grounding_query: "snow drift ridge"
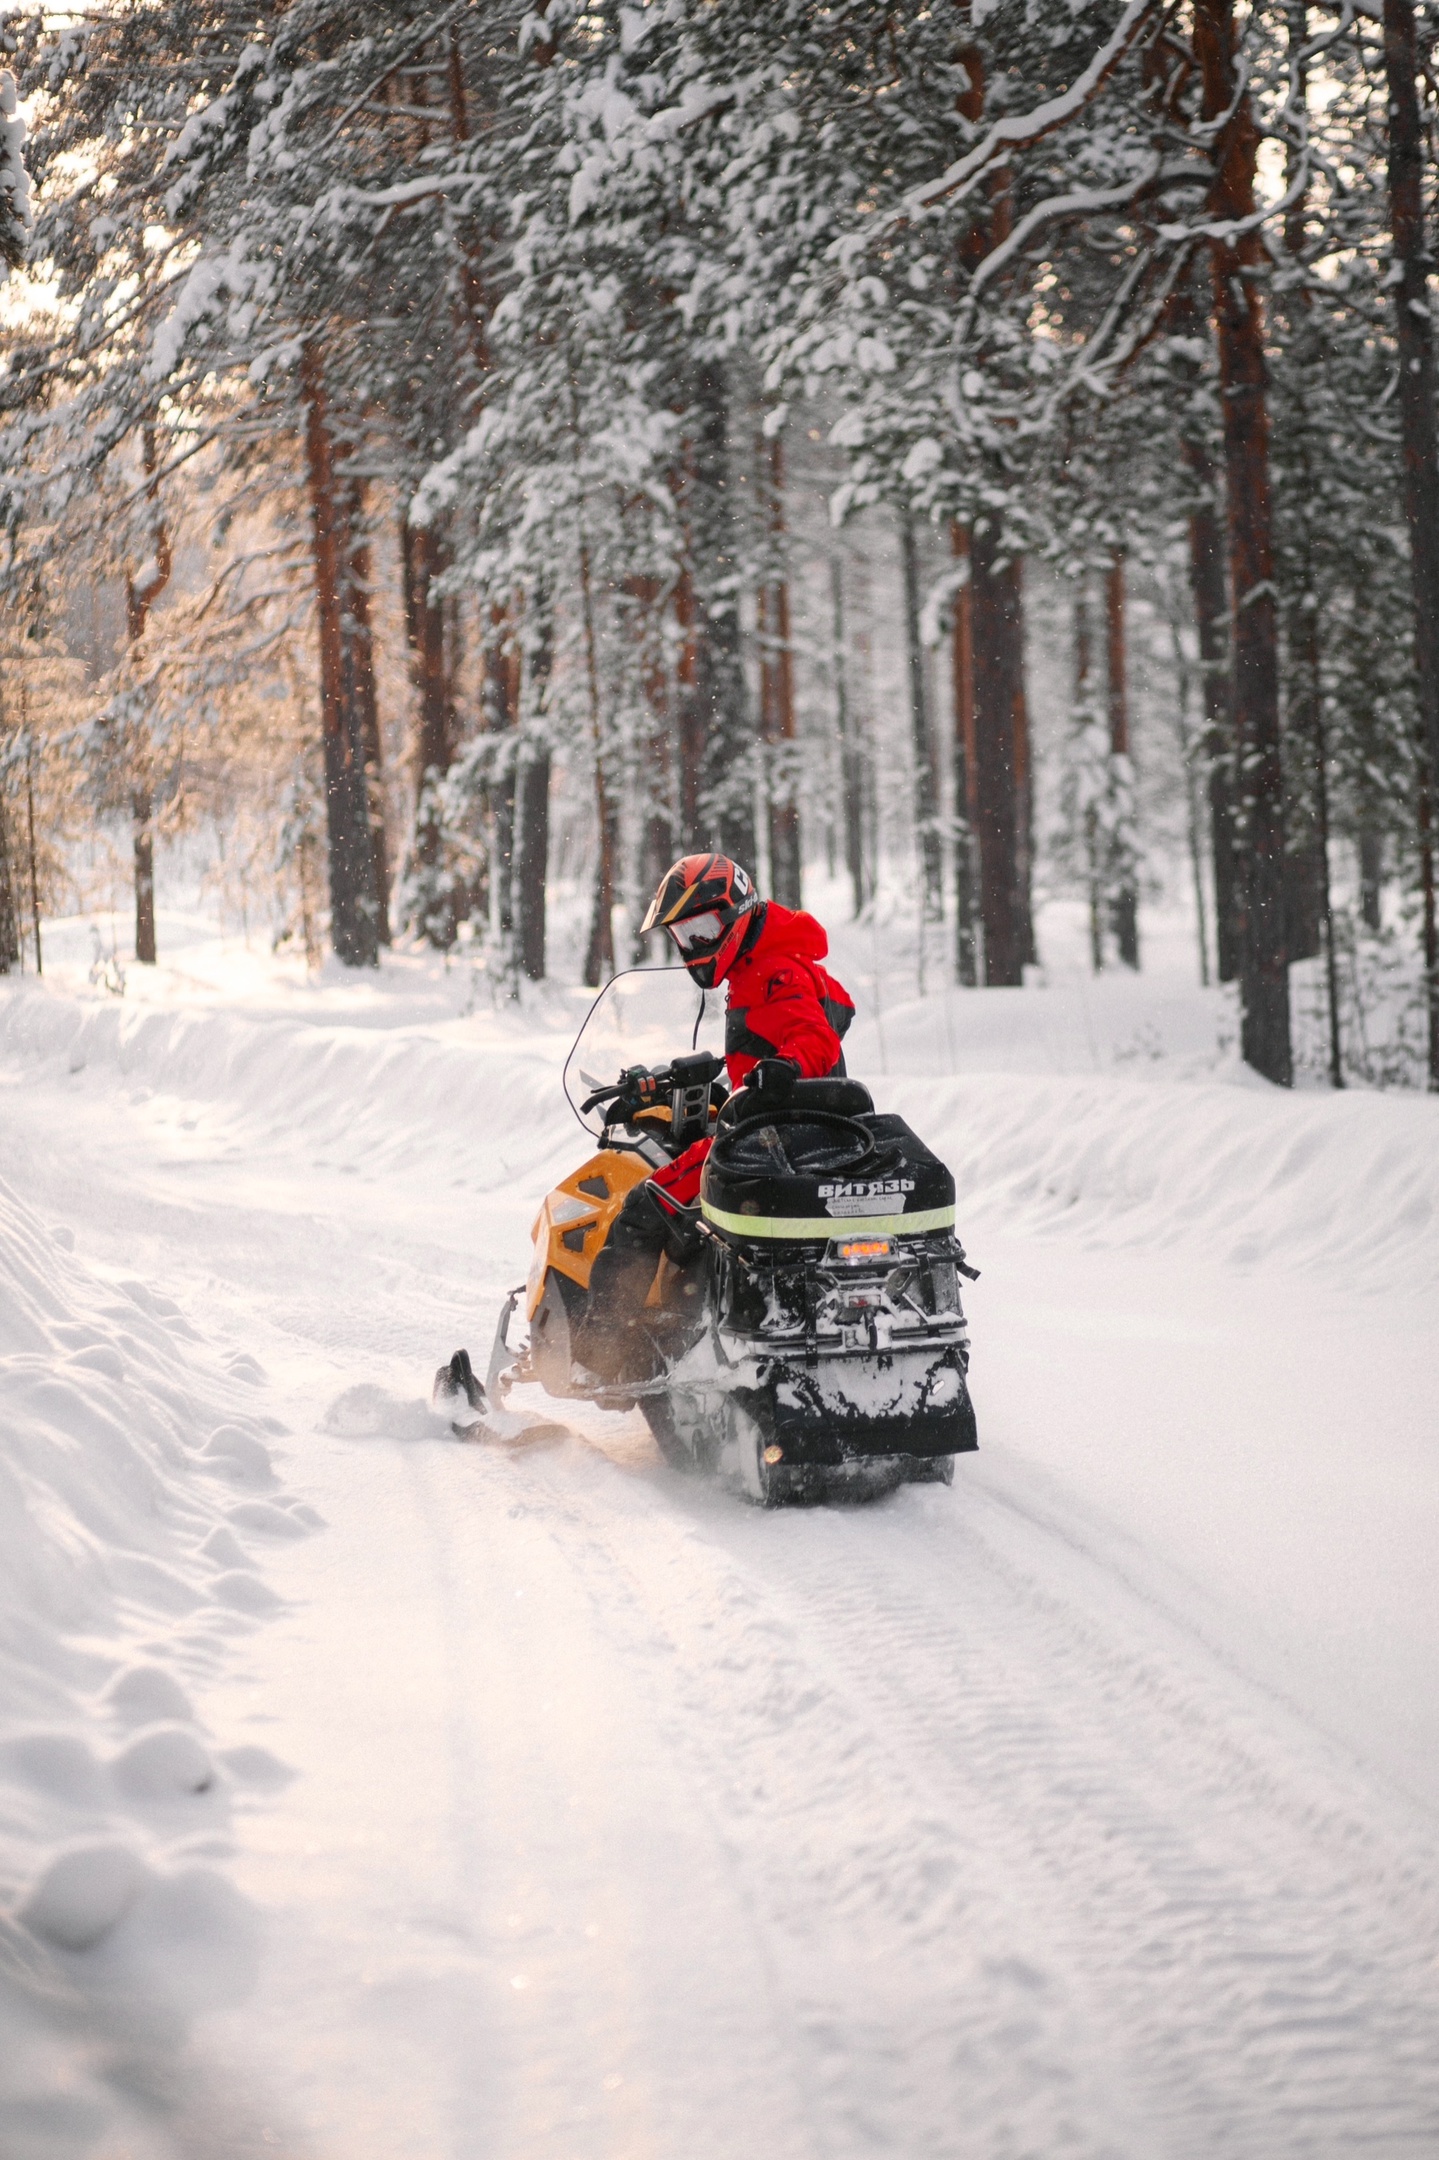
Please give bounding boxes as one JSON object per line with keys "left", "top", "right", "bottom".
{"left": 2, "top": 981, "right": 1435, "bottom": 1297}
{"left": 0, "top": 1167, "right": 311, "bottom": 2150}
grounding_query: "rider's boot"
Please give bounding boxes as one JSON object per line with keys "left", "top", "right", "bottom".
{"left": 573, "top": 1186, "right": 671, "bottom": 1384}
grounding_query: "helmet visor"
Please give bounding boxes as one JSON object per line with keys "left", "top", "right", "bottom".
{"left": 668, "top": 909, "right": 727, "bottom": 955}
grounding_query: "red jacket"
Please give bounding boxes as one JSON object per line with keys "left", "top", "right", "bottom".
{"left": 720, "top": 902, "right": 855, "bottom": 1086}
{"left": 652, "top": 904, "right": 854, "bottom": 1207}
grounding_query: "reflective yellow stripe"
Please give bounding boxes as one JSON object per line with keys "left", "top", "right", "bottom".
{"left": 700, "top": 1201, "right": 956, "bottom": 1241}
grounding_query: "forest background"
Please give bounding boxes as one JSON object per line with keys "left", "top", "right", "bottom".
{"left": 1, "top": 0, "right": 1438, "bottom": 1094}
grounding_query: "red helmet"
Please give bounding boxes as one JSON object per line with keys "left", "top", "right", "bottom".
{"left": 640, "top": 852, "right": 759, "bottom": 988}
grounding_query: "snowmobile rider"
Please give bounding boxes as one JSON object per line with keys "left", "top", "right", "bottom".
{"left": 576, "top": 852, "right": 856, "bottom": 1383}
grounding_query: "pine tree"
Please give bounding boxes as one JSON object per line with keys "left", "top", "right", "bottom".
{"left": 0, "top": 67, "right": 31, "bottom": 274}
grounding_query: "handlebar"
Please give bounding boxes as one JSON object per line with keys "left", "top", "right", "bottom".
{"left": 580, "top": 1050, "right": 726, "bottom": 1125}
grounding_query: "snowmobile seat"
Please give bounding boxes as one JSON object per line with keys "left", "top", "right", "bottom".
{"left": 791, "top": 1076, "right": 874, "bottom": 1118}
{"left": 722, "top": 1076, "right": 875, "bottom": 1128}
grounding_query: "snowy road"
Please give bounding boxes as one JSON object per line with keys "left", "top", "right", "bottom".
{"left": 3, "top": 953, "right": 1438, "bottom": 2158}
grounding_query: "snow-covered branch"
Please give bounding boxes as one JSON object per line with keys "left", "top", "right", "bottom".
{"left": 970, "top": 155, "right": 1168, "bottom": 297}
{"left": 0, "top": 69, "right": 33, "bottom": 273}
{"left": 315, "top": 1, "right": 477, "bottom": 154}
{"left": 906, "top": 0, "right": 1157, "bottom": 217}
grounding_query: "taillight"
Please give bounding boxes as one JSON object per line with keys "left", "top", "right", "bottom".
{"left": 827, "top": 1235, "right": 893, "bottom": 1264}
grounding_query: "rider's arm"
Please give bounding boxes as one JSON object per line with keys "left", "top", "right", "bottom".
{"left": 729, "top": 963, "right": 842, "bottom": 1085}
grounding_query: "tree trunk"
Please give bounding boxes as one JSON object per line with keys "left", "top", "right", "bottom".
{"left": 759, "top": 436, "right": 802, "bottom": 907}
{"left": 341, "top": 484, "right": 391, "bottom": 945}
{"left": 1075, "top": 584, "right": 1104, "bottom": 974}
{"left": 514, "top": 743, "right": 551, "bottom": 983}
{"left": 403, "top": 517, "right": 453, "bottom": 807}
{"left": 1281, "top": 615, "right": 1325, "bottom": 963}
{"left": 1011, "top": 557, "right": 1036, "bottom": 966}
{"left": 690, "top": 358, "right": 757, "bottom": 868}
{"left": 1169, "top": 270, "right": 1240, "bottom": 980}
{"left": 400, "top": 513, "right": 461, "bottom": 945}
{"left": 1281, "top": 695, "right": 1324, "bottom": 964}
{"left": 1166, "top": 607, "right": 1212, "bottom": 986}
{"left": 1313, "top": 685, "right": 1345, "bottom": 1087}
{"left": 1279, "top": 0, "right": 1325, "bottom": 968}
{"left": 0, "top": 786, "right": 18, "bottom": 974}
{"left": 124, "top": 422, "right": 172, "bottom": 967}
{"left": 445, "top": 24, "right": 491, "bottom": 387}
{"left": 949, "top": 523, "right": 980, "bottom": 983}
{"left": 1194, "top": 0, "right": 1291, "bottom": 1082}
{"left": 1359, "top": 826, "right": 1384, "bottom": 931}
{"left": 950, "top": 21, "right": 1028, "bottom": 983}
{"left": 1421, "top": 778, "right": 1439, "bottom": 1085}
{"left": 1178, "top": 422, "right": 1239, "bottom": 980}
{"left": 1382, "top": 0, "right": 1439, "bottom": 1087}
{"left": 1280, "top": 490, "right": 1338, "bottom": 1048}
{"left": 484, "top": 606, "right": 520, "bottom": 944}
{"left": 446, "top": 17, "right": 529, "bottom": 965}
{"left": 584, "top": 801, "right": 618, "bottom": 987}
{"left": 1106, "top": 550, "right": 1140, "bottom": 968}
{"left": 480, "top": 601, "right": 519, "bottom": 951}
{"left": 623, "top": 574, "right": 676, "bottom": 953}
{"left": 831, "top": 556, "right": 867, "bottom": 921}
{"left": 970, "top": 519, "right": 1024, "bottom": 986}
{"left": 24, "top": 735, "right": 40, "bottom": 974}
{"left": 578, "top": 532, "right": 616, "bottom": 987}
{"left": 300, "top": 342, "right": 380, "bottom": 968}
{"left": 673, "top": 561, "right": 704, "bottom": 849}
{"left": 900, "top": 513, "right": 944, "bottom": 931}
{"left": 131, "top": 786, "right": 156, "bottom": 967}
{"left": 514, "top": 583, "right": 552, "bottom": 983}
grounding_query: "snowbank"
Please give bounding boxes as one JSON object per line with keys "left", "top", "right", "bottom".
{"left": 0, "top": 1169, "right": 312, "bottom": 2154}
{"left": 3, "top": 956, "right": 1435, "bottom": 1299}
{"left": 887, "top": 1068, "right": 1439, "bottom": 1294}
{"left": 0, "top": 977, "right": 571, "bottom": 1201}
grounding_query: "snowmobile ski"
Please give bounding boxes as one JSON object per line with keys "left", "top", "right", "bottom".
{"left": 430, "top": 1343, "right": 568, "bottom": 1446}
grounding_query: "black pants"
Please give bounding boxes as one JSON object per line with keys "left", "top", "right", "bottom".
{"left": 573, "top": 1183, "right": 673, "bottom": 1384}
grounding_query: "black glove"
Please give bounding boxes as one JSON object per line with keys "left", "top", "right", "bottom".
{"left": 747, "top": 1057, "right": 799, "bottom": 1107}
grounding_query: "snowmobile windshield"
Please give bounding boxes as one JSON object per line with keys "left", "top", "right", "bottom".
{"left": 563, "top": 967, "right": 727, "bottom": 1140}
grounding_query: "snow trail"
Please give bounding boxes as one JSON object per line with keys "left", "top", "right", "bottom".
{"left": 2, "top": 931, "right": 1437, "bottom": 2157}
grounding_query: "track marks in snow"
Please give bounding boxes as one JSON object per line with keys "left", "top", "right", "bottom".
{"left": 493, "top": 1432, "right": 1439, "bottom": 2159}
{"left": 493, "top": 1441, "right": 1147, "bottom": 2157}
{"left": 791, "top": 1485, "right": 1439, "bottom": 2156}
{"left": 232, "top": 1433, "right": 821, "bottom": 2160}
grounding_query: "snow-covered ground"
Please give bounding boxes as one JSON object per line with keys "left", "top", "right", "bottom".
{"left": 2, "top": 892, "right": 1437, "bottom": 2159}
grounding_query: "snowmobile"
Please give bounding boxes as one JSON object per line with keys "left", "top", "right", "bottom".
{"left": 435, "top": 969, "right": 978, "bottom": 1503}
